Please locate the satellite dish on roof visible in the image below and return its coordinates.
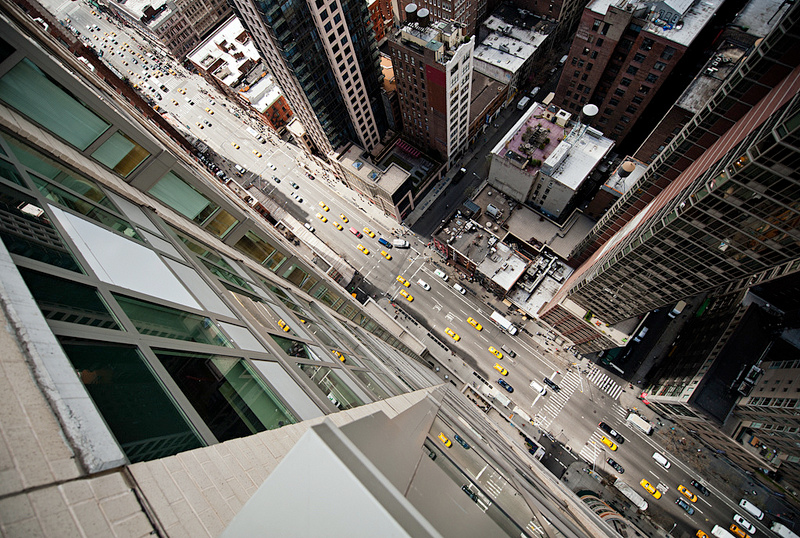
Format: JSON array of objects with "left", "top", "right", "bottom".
[{"left": 582, "top": 104, "right": 599, "bottom": 117}]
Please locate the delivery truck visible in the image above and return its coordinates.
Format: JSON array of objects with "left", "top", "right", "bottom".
[{"left": 490, "top": 311, "right": 519, "bottom": 335}]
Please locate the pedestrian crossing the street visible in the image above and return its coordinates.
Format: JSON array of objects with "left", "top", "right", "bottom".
[
  {"left": 585, "top": 368, "right": 624, "bottom": 400},
  {"left": 533, "top": 371, "right": 580, "bottom": 430}
]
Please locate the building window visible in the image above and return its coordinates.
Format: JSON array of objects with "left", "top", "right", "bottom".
[
  {"left": 0, "top": 58, "right": 110, "bottom": 150},
  {"left": 661, "top": 46, "right": 676, "bottom": 60},
  {"left": 638, "top": 85, "right": 651, "bottom": 94},
  {"left": 92, "top": 131, "right": 150, "bottom": 177},
  {"left": 614, "top": 88, "right": 625, "bottom": 96},
  {"left": 632, "top": 95, "right": 644, "bottom": 104},
  {"left": 592, "top": 19, "right": 601, "bottom": 31},
  {"left": 582, "top": 47, "right": 590, "bottom": 56},
  {"left": 653, "top": 61, "right": 667, "bottom": 71},
  {"left": 596, "top": 38, "right": 604, "bottom": 47},
  {"left": 641, "top": 38, "right": 654, "bottom": 51},
  {"left": 645, "top": 73, "right": 658, "bottom": 83},
  {"left": 633, "top": 53, "right": 646, "bottom": 63},
  {"left": 609, "top": 98, "right": 619, "bottom": 106},
  {"left": 620, "top": 77, "right": 632, "bottom": 87},
  {"left": 590, "top": 51, "right": 598, "bottom": 59},
  {"left": 626, "top": 66, "right": 638, "bottom": 75},
  {"left": 149, "top": 172, "right": 238, "bottom": 238}
]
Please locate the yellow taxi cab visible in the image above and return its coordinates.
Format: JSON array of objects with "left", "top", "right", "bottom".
[
  {"left": 316, "top": 213, "right": 327, "bottom": 222},
  {"left": 601, "top": 436, "right": 618, "bottom": 451},
  {"left": 678, "top": 485, "right": 697, "bottom": 502},
  {"left": 640, "top": 479, "right": 661, "bottom": 499},
  {"left": 332, "top": 221, "right": 343, "bottom": 230},
  {"left": 205, "top": 107, "right": 214, "bottom": 115},
  {"left": 445, "top": 327, "right": 460, "bottom": 341},
  {"left": 467, "top": 317, "right": 482, "bottom": 330},
  {"left": 438, "top": 433, "right": 452, "bottom": 447},
  {"left": 363, "top": 227, "right": 375, "bottom": 238},
  {"left": 381, "top": 250, "right": 392, "bottom": 260},
  {"left": 494, "top": 363, "right": 508, "bottom": 375},
  {"left": 396, "top": 275, "right": 410, "bottom": 287},
  {"left": 399, "top": 289, "right": 413, "bottom": 302},
  {"left": 489, "top": 346, "right": 503, "bottom": 359},
  {"left": 331, "top": 350, "right": 345, "bottom": 362},
  {"left": 231, "top": 142, "right": 240, "bottom": 149},
  {"left": 318, "top": 202, "right": 329, "bottom": 211},
  {"left": 277, "top": 319, "right": 290, "bottom": 332},
  {"left": 696, "top": 531, "right": 709, "bottom": 538},
  {"left": 729, "top": 525, "right": 750, "bottom": 538},
  {"left": 357, "top": 244, "right": 369, "bottom": 255},
  {"left": 339, "top": 214, "right": 348, "bottom": 223},
  {"left": 253, "top": 150, "right": 262, "bottom": 158}
]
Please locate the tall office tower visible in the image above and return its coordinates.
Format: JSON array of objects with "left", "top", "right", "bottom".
[
  {"left": 553, "top": 0, "right": 723, "bottom": 146},
  {"left": 569, "top": 2, "right": 800, "bottom": 270},
  {"left": 229, "top": 0, "right": 387, "bottom": 157},
  {"left": 0, "top": 7, "right": 612, "bottom": 535},
  {"left": 388, "top": 14, "right": 474, "bottom": 168},
  {"left": 540, "top": 4, "right": 800, "bottom": 352}
]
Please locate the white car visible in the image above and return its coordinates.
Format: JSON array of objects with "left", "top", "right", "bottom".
[
  {"left": 267, "top": 162, "right": 277, "bottom": 171},
  {"left": 733, "top": 514, "right": 755, "bottom": 534},
  {"left": 303, "top": 222, "right": 315, "bottom": 232},
  {"left": 417, "top": 279, "right": 431, "bottom": 291}
]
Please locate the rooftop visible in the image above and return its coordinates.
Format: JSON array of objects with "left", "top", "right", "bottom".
[
  {"left": 544, "top": 126, "right": 615, "bottom": 190},
  {"left": 476, "top": 242, "right": 529, "bottom": 291},
  {"left": 473, "top": 14, "right": 549, "bottom": 78},
  {"left": 469, "top": 70, "right": 507, "bottom": 125},
  {"left": 491, "top": 102, "right": 567, "bottom": 176},
  {"left": 186, "top": 16, "right": 259, "bottom": 86},
  {"left": 675, "top": 46, "right": 744, "bottom": 114},
  {"left": 599, "top": 157, "right": 648, "bottom": 197},
  {"left": 589, "top": 0, "right": 724, "bottom": 47},
  {"left": 508, "top": 251, "right": 574, "bottom": 318},
  {"left": 380, "top": 53, "right": 396, "bottom": 93}
]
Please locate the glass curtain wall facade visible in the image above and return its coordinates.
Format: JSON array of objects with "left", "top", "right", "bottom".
[{"left": 0, "top": 19, "right": 422, "bottom": 470}]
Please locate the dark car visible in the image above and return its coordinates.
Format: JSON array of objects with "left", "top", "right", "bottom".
[
  {"left": 607, "top": 457, "right": 624, "bottom": 474},
  {"left": 461, "top": 485, "right": 478, "bottom": 502},
  {"left": 272, "top": 176, "right": 280, "bottom": 183},
  {"left": 598, "top": 421, "right": 626, "bottom": 444},
  {"left": 497, "top": 378, "right": 514, "bottom": 393},
  {"left": 690, "top": 480, "right": 711, "bottom": 497},
  {"left": 454, "top": 434, "right": 470, "bottom": 450},
  {"left": 543, "top": 377, "right": 560, "bottom": 392},
  {"left": 675, "top": 497, "right": 695, "bottom": 515}
]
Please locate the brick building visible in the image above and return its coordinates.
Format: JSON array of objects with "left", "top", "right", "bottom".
[{"left": 554, "top": 0, "right": 722, "bottom": 145}]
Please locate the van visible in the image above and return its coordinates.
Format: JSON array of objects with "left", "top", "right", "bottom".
[
  {"left": 738, "top": 499, "right": 764, "bottom": 520},
  {"left": 349, "top": 227, "right": 362, "bottom": 238},
  {"left": 378, "top": 237, "right": 392, "bottom": 248},
  {"left": 529, "top": 381, "right": 547, "bottom": 396},
  {"left": 235, "top": 164, "right": 246, "bottom": 175},
  {"left": 434, "top": 269, "right": 449, "bottom": 281},
  {"left": 392, "top": 239, "right": 409, "bottom": 248},
  {"left": 652, "top": 452, "right": 671, "bottom": 469},
  {"left": 453, "top": 283, "right": 466, "bottom": 295},
  {"left": 501, "top": 345, "right": 516, "bottom": 358},
  {"left": 530, "top": 86, "right": 540, "bottom": 98},
  {"left": 417, "top": 279, "right": 430, "bottom": 290},
  {"left": 517, "top": 96, "right": 531, "bottom": 110}
]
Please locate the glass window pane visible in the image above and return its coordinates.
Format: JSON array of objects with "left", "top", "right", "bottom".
[
  {"left": 204, "top": 208, "right": 238, "bottom": 238},
  {"left": 0, "top": 158, "right": 25, "bottom": 186},
  {"left": 19, "top": 268, "right": 120, "bottom": 330},
  {"left": 0, "top": 59, "right": 110, "bottom": 149},
  {"left": 113, "top": 293, "right": 233, "bottom": 347},
  {"left": 235, "top": 230, "right": 276, "bottom": 264},
  {"left": 0, "top": 186, "right": 82, "bottom": 272},
  {"left": 59, "top": 339, "right": 203, "bottom": 462},
  {"left": 271, "top": 335, "right": 311, "bottom": 359},
  {"left": 353, "top": 371, "right": 390, "bottom": 400},
  {"left": 148, "top": 171, "right": 219, "bottom": 224},
  {"left": 1, "top": 132, "right": 116, "bottom": 209},
  {"left": 155, "top": 350, "right": 297, "bottom": 442},
  {"left": 91, "top": 131, "right": 149, "bottom": 177},
  {"left": 297, "top": 363, "right": 364, "bottom": 409},
  {"left": 31, "top": 176, "right": 142, "bottom": 241}
]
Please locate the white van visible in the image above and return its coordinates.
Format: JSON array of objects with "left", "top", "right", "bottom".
[
  {"left": 633, "top": 326, "right": 649, "bottom": 342},
  {"left": 417, "top": 279, "right": 431, "bottom": 291},
  {"left": 433, "top": 269, "right": 449, "bottom": 281},
  {"left": 652, "top": 452, "right": 671, "bottom": 469},
  {"left": 738, "top": 498, "right": 764, "bottom": 520},
  {"left": 529, "top": 380, "right": 547, "bottom": 396},
  {"left": 453, "top": 283, "right": 466, "bottom": 295}
]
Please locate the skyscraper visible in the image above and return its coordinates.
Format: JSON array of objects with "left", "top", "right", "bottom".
[
  {"left": 541, "top": 3, "right": 800, "bottom": 351},
  {"left": 229, "top": 0, "right": 387, "bottom": 156},
  {"left": 388, "top": 14, "right": 474, "bottom": 168}
]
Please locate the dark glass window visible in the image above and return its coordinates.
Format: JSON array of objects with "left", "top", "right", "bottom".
[
  {"left": 60, "top": 339, "right": 203, "bottom": 462},
  {"left": 641, "top": 38, "right": 654, "bottom": 51},
  {"left": 633, "top": 53, "right": 646, "bottom": 63},
  {"left": 20, "top": 268, "right": 120, "bottom": 330},
  {"left": 157, "top": 350, "right": 297, "bottom": 441}
]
